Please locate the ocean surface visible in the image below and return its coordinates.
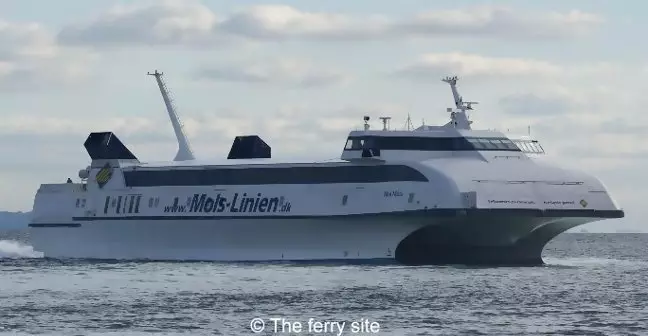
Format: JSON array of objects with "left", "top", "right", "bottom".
[{"left": 0, "top": 231, "right": 646, "bottom": 336}]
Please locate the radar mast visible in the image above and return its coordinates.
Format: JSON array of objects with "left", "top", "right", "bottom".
[
  {"left": 442, "top": 76, "right": 476, "bottom": 130},
  {"left": 147, "top": 70, "right": 195, "bottom": 161}
]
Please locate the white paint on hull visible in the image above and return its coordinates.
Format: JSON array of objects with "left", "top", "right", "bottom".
[{"left": 29, "top": 217, "right": 428, "bottom": 261}]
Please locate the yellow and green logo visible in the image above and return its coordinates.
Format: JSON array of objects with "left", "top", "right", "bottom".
[{"left": 95, "top": 162, "right": 113, "bottom": 188}]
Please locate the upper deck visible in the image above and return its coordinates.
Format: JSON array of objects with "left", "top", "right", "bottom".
[
  {"left": 339, "top": 76, "right": 545, "bottom": 161},
  {"left": 66, "top": 73, "right": 548, "bottom": 193}
]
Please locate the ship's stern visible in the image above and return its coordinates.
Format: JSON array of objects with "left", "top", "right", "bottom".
[{"left": 28, "top": 183, "right": 87, "bottom": 257}]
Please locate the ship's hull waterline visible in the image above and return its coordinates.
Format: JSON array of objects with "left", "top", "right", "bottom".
[{"left": 28, "top": 210, "right": 614, "bottom": 265}]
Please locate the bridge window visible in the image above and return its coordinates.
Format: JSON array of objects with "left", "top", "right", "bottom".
[
  {"left": 500, "top": 139, "right": 519, "bottom": 150},
  {"left": 512, "top": 140, "right": 545, "bottom": 154},
  {"left": 467, "top": 138, "right": 483, "bottom": 149},
  {"left": 478, "top": 138, "right": 497, "bottom": 149},
  {"left": 343, "top": 136, "right": 522, "bottom": 152},
  {"left": 345, "top": 138, "right": 364, "bottom": 150}
]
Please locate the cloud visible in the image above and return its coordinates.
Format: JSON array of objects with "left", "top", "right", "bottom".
[
  {"left": 218, "top": 5, "right": 388, "bottom": 41},
  {"left": 395, "top": 7, "right": 602, "bottom": 40},
  {"left": 390, "top": 52, "right": 626, "bottom": 85},
  {"left": 0, "top": 101, "right": 413, "bottom": 168},
  {"left": 599, "top": 117, "right": 648, "bottom": 135},
  {"left": 392, "top": 52, "right": 562, "bottom": 81},
  {"left": 57, "top": 2, "right": 603, "bottom": 48},
  {"left": 0, "top": 107, "right": 364, "bottom": 161},
  {"left": 0, "top": 20, "right": 58, "bottom": 61},
  {"left": 194, "top": 59, "right": 349, "bottom": 88},
  {"left": 525, "top": 113, "right": 646, "bottom": 163},
  {"left": 499, "top": 93, "right": 574, "bottom": 117},
  {"left": 0, "top": 19, "right": 95, "bottom": 92},
  {"left": 58, "top": 0, "right": 227, "bottom": 48}
]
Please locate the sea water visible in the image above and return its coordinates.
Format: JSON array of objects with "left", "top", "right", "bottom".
[{"left": 0, "top": 231, "right": 646, "bottom": 335}]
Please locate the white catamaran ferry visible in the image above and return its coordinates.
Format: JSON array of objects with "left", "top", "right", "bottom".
[{"left": 28, "top": 72, "right": 624, "bottom": 265}]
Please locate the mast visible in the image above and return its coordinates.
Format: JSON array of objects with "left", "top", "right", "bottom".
[
  {"left": 147, "top": 70, "right": 195, "bottom": 161},
  {"left": 405, "top": 113, "right": 413, "bottom": 131},
  {"left": 442, "top": 76, "right": 463, "bottom": 108},
  {"left": 441, "top": 76, "right": 476, "bottom": 130}
]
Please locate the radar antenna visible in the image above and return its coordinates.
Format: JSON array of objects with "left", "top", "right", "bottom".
[
  {"left": 147, "top": 70, "right": 195, "bottom": 161},
  {"left": 441, "top": 76, "right": 476, "bottom": 130},
  {"left": 404, "top": 113, "right": 414, "bottom": 131},
  {"left": 379, "top": 116, "right": 391, "bottom": 131}
]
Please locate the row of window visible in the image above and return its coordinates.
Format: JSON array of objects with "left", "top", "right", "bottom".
[
  {"left": 344, "top": 136, "right": 545, "bottom": 153},
  {"left": 344, "top": 136, "right": 523, "bottom": 152},
  {"left": 123, "top": 165, "right": 429, "bottom": 187}
]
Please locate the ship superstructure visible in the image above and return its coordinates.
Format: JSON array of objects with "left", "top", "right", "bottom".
[{"left": 27, "top": 72, "right": 624, "bottom": 265}]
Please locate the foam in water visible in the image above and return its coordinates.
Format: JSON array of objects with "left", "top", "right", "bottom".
[
  {"left": 544, "top": 257, "right": 645, "bottom": 268},
  {"left": 0, "top": 240, "right": 44, "bottom": 258}
]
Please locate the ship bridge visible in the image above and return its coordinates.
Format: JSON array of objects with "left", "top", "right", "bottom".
[
  {"left": 340, "top": 128, "right": 531, "bottom": 162},
  {"left": 340, "top": 76, "right": 546, "bottom": 162}
]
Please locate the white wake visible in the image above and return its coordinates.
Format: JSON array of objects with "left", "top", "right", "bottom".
[{"left": 0, "top": 240, "right": 44, "bottom": 258}]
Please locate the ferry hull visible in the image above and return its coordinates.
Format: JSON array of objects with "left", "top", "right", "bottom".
[
  {"left": 28, "top": 210, "right": 619, "bottom": 265},
  {"left": 28, "top": 216, "right": 424, "bottom": 262}
]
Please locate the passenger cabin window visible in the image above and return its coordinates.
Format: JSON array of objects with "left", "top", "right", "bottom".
[
  {"left": 123, "top": 165, "right": 429, "bottom": 187},
  {"left": 342, "top": 136, "right": 523, "bottom": 152}
]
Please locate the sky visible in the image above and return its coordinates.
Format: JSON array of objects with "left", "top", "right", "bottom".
[{"left": 0, "top": 0, "right": 646, "bottom": 232}]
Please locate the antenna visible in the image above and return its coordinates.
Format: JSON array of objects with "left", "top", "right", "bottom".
[
  {"left": 363, "top": 116, "right": 370, "bottom": 131},
  {"left": 147, "top": 70, "right": 195, "bottom": 161},
  {"left": 379, "top": 117, "right": 391, "bottom": 131},
  {"left": 404, "top": 113, "right": 414, "bottom": 131}
]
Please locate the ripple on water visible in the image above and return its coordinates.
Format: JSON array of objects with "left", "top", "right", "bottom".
[{"left": 0, "top": 233, "right": 647, "bottom": 335}]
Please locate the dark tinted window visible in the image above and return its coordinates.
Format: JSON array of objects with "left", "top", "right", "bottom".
[
  {"left": 343, "top": 136, "right": 521, "bottom": 152},
  {"left": 123, "top": 165, "right": 428, "bottom": 187}
]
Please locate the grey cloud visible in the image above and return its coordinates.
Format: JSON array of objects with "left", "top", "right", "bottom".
[
  {"left": 596, "top": 118, "right": 647, "bottom": 135},
  {"left": 196, "top": 68, "right": 269, "bottom": 84},
  {"left": 55, "top": 3, "right": 603, "bottom": 48},
  {"left": 57, "top": 1, "right": 226, "bottom": 48},
  {"left": 499, "top": 93, "right": 573, "bottom": 117},
  {"left": 217, "top": 5, "right": 388, "bottom": 41},
  {"left": 194, "top": 61, "right": 348, "bottom": 88},
  {"left": 531, "top": 116, "right": 648, "bottom": 138},
  {"left": 0, "top": 20, "right": 57, "bottom": 62},
  {"left": 0, "top": 69, "right": 44, "bottom": 92},
  {"left": 0, "top": 67, "right": 88, "bottom": 93},
  {"left": 556, "top": 145, "right": 648, "bottom": 160},
  {"left": 393, "top": 7, "right": 601, "bottom": 40},
  {"left": 390, "top": 53, "right": 561, "bottom": 82},
  {"left": 0, "top": 19, "right": 95, "bottom": 92}
]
